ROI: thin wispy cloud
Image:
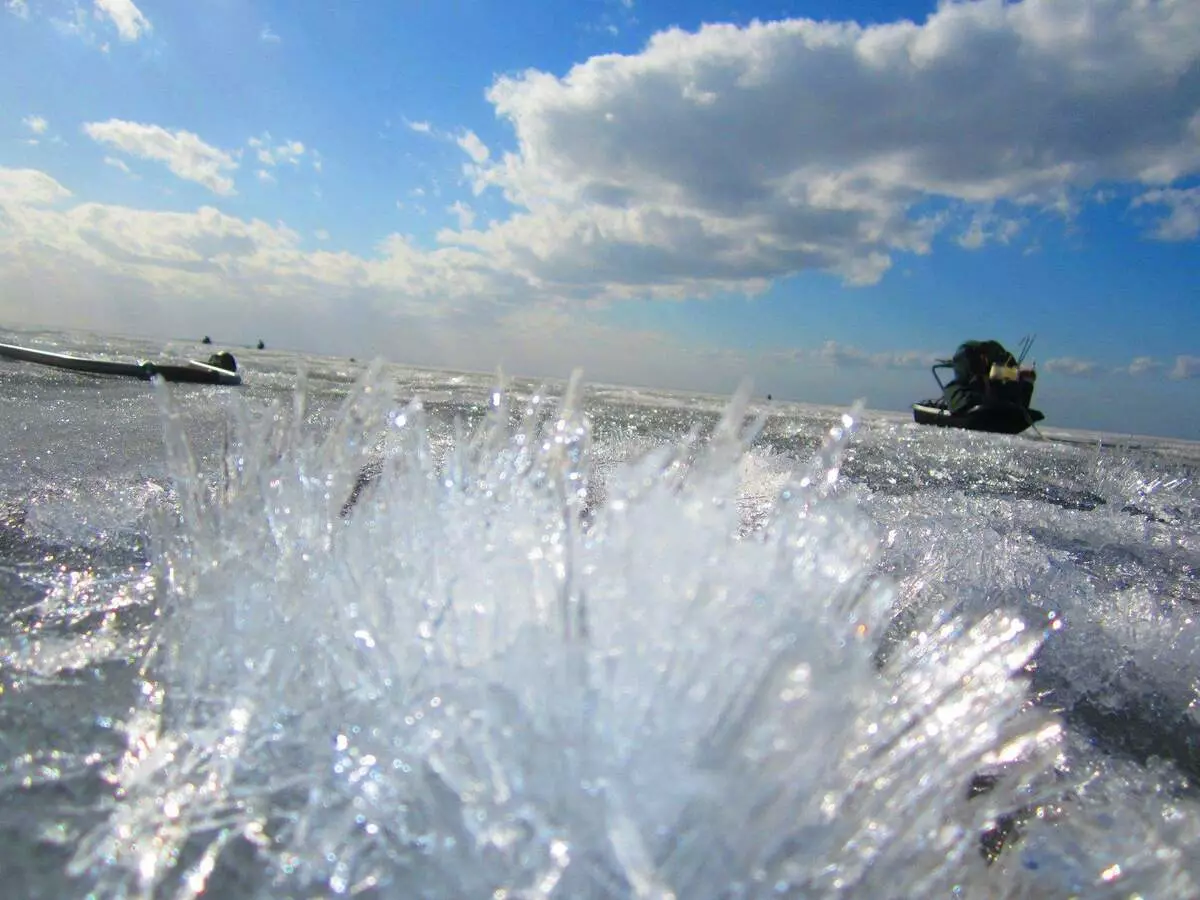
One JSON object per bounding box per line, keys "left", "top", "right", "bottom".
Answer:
{"left": 1043, "top": 358, "right": 1101, "bottom": 377}
{"left": 20, "top": 0, "right": 148, "bottom": 45}
{"left": 1134, "top": 188, "right": 1200, "bottom": 241}
{"left": 103, "top": 156, "right": 132, "bottom": 175}
{"left": 456, "top": 131, "right": 489, "bottom": 165}
{"left": 810, "top": 341, "right": 938, "bottom": 371}
{"left": 1126, "top": 356, "right": 1163, "bottom": 377}
{"left": 94, "top": 0, "right": 151, "bottom": 41}
{"left": 250, "top": 134, "right": 306, "bottom": 167}
{"left": 957, "top": 209, "right": 1023, "bottom": 250}
{"left": 83, "top": 119, "right": 238, "bottom": 195}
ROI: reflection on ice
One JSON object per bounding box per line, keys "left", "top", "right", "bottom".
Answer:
{"left": 53, "top": 369, "right": 1199, "bottom": 898}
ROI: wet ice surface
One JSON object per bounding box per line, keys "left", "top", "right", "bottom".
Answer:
{"left": 0, "top": 328, "right": 1198, "bottom": 898}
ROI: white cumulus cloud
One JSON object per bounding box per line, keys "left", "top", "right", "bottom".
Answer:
{"left": 84, "top": 120, "right": 238, "bottom": 195}
{"left": 23, "top": 115, "right": 48, "bottom": 135}
{"left": 453, "top": 0, "right": 1200, "bottom": 298}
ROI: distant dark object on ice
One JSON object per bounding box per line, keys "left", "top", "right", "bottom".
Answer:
{"left": 205, "top": 351, "right": 238, "bottom": 373}
{"left": 913, "top": 338, "right": 1043, "bottom": 435}
{"left": 257, "top": 339, "right": 266, "bottom": 350}
{"left": 201, "top": 335, "right": 212, "bottom": 345}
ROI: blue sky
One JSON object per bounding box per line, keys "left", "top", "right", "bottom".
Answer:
{"left": 1, "top": 0, "right": 1198, "bottom": 438}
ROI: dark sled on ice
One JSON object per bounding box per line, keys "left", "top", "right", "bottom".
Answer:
{"left": 911, "top": 398, "right": 1044, "bottom": 434}
{"left": 912, "top": 338, "right": 1043, "bottom": 436}
{"left": 0, "top": 341, "right": 242, "bottom": 386}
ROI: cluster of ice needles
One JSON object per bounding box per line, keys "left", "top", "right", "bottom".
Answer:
{"left": 71, "top": 368, "right": 1098, "bottom": 898}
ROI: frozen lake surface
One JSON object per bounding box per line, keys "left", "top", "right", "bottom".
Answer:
{"left": 1, "top": 327, "right": 1197, "bottom": 898}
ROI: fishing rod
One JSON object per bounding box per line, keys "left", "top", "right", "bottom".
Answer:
{"left": 1016, "top": 334, "right": 1037, "bottom": 365}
